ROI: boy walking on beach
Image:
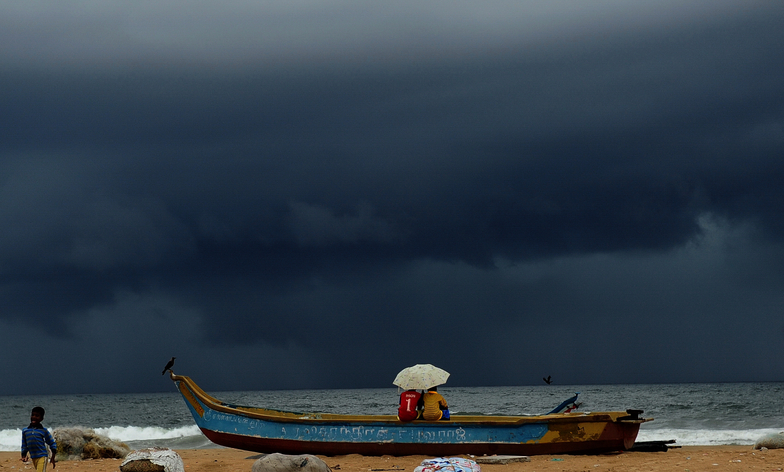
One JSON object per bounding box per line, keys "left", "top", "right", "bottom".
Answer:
{"left": 21, "top": 406, "right": 57, "bottom": 471}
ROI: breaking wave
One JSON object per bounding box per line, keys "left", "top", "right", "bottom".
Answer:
{"left": 0, "top": 425, "right": 202, "bottom": 452}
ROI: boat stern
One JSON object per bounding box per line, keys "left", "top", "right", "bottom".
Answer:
{"left": 535, "top": 409, "right": 652, "bottom": 453}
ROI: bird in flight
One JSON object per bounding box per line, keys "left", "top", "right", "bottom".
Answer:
{"left": 543, "top": 375, "right": 552, "bottom": 385}
{"left": 162, "top": 357, "right": 176, "bottom": 375}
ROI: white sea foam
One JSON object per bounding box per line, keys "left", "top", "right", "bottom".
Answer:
{"left": 4, "top": 424, "right": 780, "bottom": 451}
{"left": 637, "top": 428, "right": 784, "bottom": 446}
{"left": 94, "top": 425, "right": 200, "bottom": 442}
{"left": 0, "top": 428, "right": 23, "bottom": 452}
{"left": 0, "top": 425, "right": 201, "bottom": 452}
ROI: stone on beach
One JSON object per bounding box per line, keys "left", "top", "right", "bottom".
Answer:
{"left": 252, "top": 453, "right": 331, "bottom": 472}
{"left": 120, "top": 448, "right": 184, "bottom": 472}
{"left": 754, "top": 432, "right": 784, "bottom": 449}
{"left": 53, "top": 427, "right": 131, "bottom": 460}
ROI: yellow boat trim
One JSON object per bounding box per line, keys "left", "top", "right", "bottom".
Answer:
{"left": 178, "top": 381, "right": 204, "bottom": 417}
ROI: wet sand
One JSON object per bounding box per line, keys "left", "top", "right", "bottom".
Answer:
{"left": 2, "top": 446, "right": 782, "bottom": 472}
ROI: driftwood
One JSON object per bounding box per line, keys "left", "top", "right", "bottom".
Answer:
{"left": 629, "top": 440, "right": 679, "bottom": 452}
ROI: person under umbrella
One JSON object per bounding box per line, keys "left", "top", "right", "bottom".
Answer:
{"left": 393, "top": 364, "right": 450, "bottom": 421}
{"left": 421, "top": 386, "right": 449, "bottom": 421}
{"left": 397, "top": 389, "right": 422, "bottom": 422}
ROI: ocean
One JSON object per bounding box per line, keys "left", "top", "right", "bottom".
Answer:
{"left": 2, "top": 382, "right": 783, "bottom": 452}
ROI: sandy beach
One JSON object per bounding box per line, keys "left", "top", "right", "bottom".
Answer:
{"left": 2, "top": 446, "right": 782, "bottom": 472}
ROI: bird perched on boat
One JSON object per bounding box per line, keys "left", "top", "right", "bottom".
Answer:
{"left": 162, "top": 357, "right": 176, "bottom": 375}
{"left": 543, "top": 375, "right": 552, "bottom": 385}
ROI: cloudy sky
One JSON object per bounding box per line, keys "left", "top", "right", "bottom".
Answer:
{"left": 1, "top": 1, "right": 783, "bottom": 395}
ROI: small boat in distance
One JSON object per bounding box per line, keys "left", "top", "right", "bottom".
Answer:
{"left": 170, "top": 372, "right": 651, "bottom": 456}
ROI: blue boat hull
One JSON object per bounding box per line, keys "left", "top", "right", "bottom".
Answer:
{"left": 172, "top": 374, "right": 649, "bottom": 456}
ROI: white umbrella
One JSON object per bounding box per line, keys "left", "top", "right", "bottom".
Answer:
{"left": 393, "top": 364, "right": 450, "bottom": 390}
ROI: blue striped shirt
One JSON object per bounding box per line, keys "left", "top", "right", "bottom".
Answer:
{"left": 21, "top": 425, "right": 57, "bottom": 459}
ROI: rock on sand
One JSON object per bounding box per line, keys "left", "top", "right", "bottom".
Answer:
{"left": 252, "top": 453, "right": 331, "bottom": 472}
{"left": 120, "top": 448, "right": 184, "bottom": 472}
{"left": 754, "top": 432, "right": 784, "bottom": 449}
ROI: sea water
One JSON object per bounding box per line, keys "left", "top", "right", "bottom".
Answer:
{"left": 1, "top": 382, "right": 783, "bottom": 451}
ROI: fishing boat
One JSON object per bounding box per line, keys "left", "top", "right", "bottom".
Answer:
{"left": 170, "top": 372, "right": 651, "bottom": 456}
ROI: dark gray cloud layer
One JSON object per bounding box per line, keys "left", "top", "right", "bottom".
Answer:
{"left": 1, "top": 1, "right": 783, "bottom": 394}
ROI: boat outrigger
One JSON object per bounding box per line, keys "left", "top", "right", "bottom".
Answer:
{"left": 170, "top": 372, "right": 651, "bottom": 456}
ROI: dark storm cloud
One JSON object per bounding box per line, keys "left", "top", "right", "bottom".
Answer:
{"left": 1, "top": 1, "right": 784, "bottom": 394}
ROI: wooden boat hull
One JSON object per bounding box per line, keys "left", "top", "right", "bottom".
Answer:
{"left": 172, "top": 374, "right": 650, "bottom": 456}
